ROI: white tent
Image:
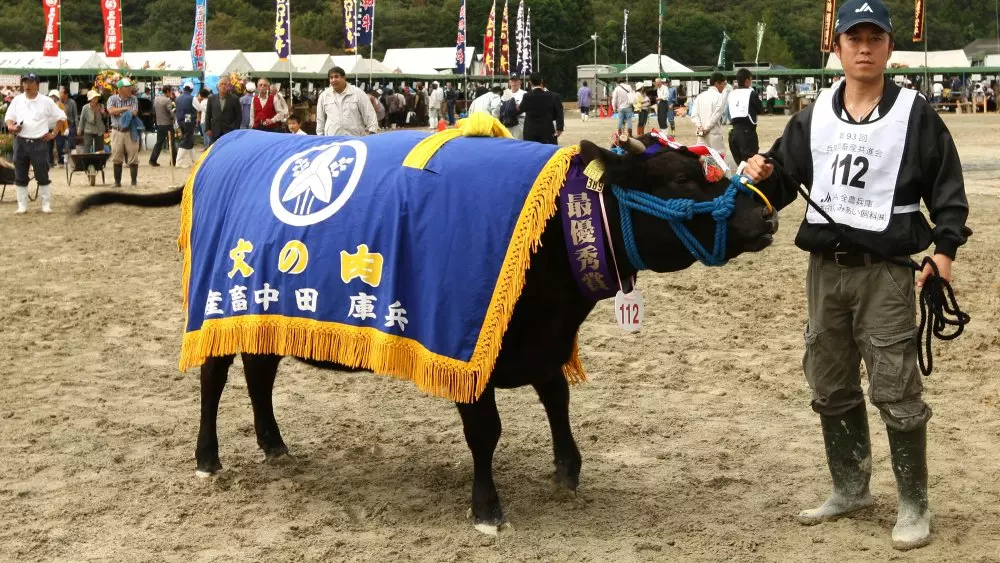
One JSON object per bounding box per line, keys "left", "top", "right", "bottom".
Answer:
{"left": 620, "top": 54, "right": 693, "bottom": 75}
{"left": 350, "top": 58, "right": 394, "bottom": 75}
{"left": 382, "top": 47, "right": 476, "bottom": 75}
{"left": 244, "top": 52, "right": 279, "bottom": 73}
{"left": 825, "top": 50, "right": 970, "bottom": 70}
{"left": 268, "top": 54, "right": 336, "bottom": 75}
{"left": 985, "top": 54, "right": 1000, "bottom": 67}
{"left": 332, "top": 54, "right": 363, "bottom": 74}
{"left": 0, "top": 51, "right": 107, "bottom": 70}
{"left": 102, "top": 50, "right": 253, "bottom": 75}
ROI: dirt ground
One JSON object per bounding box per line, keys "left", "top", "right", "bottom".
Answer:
{"left": 2, "top": 111, "right": 999, "bottom": 562}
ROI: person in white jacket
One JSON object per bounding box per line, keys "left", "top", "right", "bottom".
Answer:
{"left": 428, "top": 81, "right": 444, "bottom": 128}
{"left": 468, "top": 85, "right": 503, "bottom": 118}
{"left": 690, "top": 72, "right": 729, "bottom": 157}
{"left": 315, "top": 67, "right": 379, "bottom": 137}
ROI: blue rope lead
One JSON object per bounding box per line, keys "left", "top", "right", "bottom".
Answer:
{"left": 612, "top": 175, "right": 750, "bottom": 269}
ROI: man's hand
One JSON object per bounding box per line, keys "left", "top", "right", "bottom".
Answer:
{"left": 41, "top": 132, "right": 56, "bottom": 142}
{"left": 917, "top": 253, "right": 953, "bottom": 287}
{"left": 554, "top": 130, "right": 562, "bottom": 137}
{"left": 743, "top": 154, "right": 774, "bottom": 184}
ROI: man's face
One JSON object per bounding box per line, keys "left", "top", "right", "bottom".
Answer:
{"left": 509, "top": 79, "right": 520, "bottom": 91}
{"left": 714, "top": 81, "right": 726, "bottom": 92}
{"left": 257, "top": 80, "right": 269, "bottom": 94}
{"left": 330, "top": 72, "right": 346, "bottom": 91}
{"left": 288, "top": 120, "right": 300, "bottom": 133}
{"left": 119, "top": 86, "right": 132, "bottom": 98}
{"left": 60, "top": 88, "right": 68, "bottom": 101}
{"left": 655, "top": 79, "right": 662, "bottom": 88}
{"left": 218, "top": 81, "right": 229, "bottom": 96}
{"left": 834, "top": 24, "right": 893, "bottom": 83}
{"left": 22, "top": 80, "right": 39, "bottom": 95}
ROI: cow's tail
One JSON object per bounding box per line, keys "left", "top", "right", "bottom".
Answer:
{"left": 74, "top": 187, "right": 184, "bottom": 215}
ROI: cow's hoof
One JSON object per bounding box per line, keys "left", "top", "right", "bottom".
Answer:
{"left": 467, "top": 508, "right": 513, "bottom": 536}
{"left": 263, "top": 444, "right": 290, "bottom": 462}
{"left": 195, "top": 459, "right": 223, "bottom": 479}
{"left": 552, "top": 460, "right": 581, "bottom": 492}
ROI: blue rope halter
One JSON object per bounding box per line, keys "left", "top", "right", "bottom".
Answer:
{"left": 611, "top": 174, "right": 754, "bottom": 269}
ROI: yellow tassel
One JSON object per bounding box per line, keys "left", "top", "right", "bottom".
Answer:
{"left": 403, "top": 114, "right": 512, "bottom": 170}
{"left": 178, "top": 144, "right": 217, "bottom": 315}
{"left": 179, "top": 144, "right": 585, "bottom": 403}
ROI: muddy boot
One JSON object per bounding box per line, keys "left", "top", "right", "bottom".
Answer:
{"left": 797, "top": 404, "right": 873, "bottom": 524}
{"left": 113, "top": 164, "right": 123, "bottom": 188}
{"left": 14, "top": 185, "right": 29, "bottom": 214}
{"left": 888, "top": 425, "right": 931, "bottom": 550}
{"left": 130, "top": 164, "right": 139, "bottom": 187}
{"left": 39, "top": 183, "right": 52, "bottom": 213}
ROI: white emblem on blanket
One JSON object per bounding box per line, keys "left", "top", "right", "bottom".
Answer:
{"left": 269, "top": 140, "right": 368, "bottom": 226}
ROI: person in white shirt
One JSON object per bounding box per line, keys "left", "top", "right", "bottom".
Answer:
{"left": 469, "top": 85, "right": 503, "bottom": 118}
{"left": 428, "top": 81, "right": 444, "bottom": 128}
{"left": 501, "top": 75, "right": 527, "bottom": 139}
{"left": 765, "top": 82, "right": 779, "bottom": 115}
{"left": 690, "top": 72, "right": 729, "bottom": 157}
{"left": 931, "top": 82, "right": 944, "bottom": 104}
{"left": 610, "top": 77, "right": 634, "bottom": 136}
{"left": 286, "top": 114, "right": 308, "bottom": 135}
{"left": 249, "top": 77, "right": 290, "bottom": 132}
{"left": 3, "top": 73, "right": 67, "bottom": 214}
{"left": 315, "top": 66, "right": 379, "bottom": 137}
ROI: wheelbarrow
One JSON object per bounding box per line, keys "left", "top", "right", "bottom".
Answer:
{"left": 0, "top": 161, "right": 37, "bottom": 202}
{"left": 66, "top": 151, "right": 112, "bottom": 186}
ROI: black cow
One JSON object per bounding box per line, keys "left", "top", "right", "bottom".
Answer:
{"left": 76, "top": 137, "right": 777, "bottom": 534}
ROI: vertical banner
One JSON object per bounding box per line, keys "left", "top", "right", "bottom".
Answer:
{"left": 274, "top": 0, "right": 291, "bottom": 60}
{"left": 483, "top": 1, "right": 496, "bottom": 76}
{"left": 191, "top": 0, "right": 208, "bottom": 72}
{"left": 499, "top": 0, "right": 510, "bottom": 75}
{"left": 657, "top": 0, "right": 664, "bottom": 76}
{"left": 755, "top": 22, "right": 766, "bottom": 64}
{"left": 455, "top": 0, "right": 467, "bottom": 74}
{"left": 522, "top": 8, "right": 532, "bottom": 75}
{"left": 343, "top": 0, "right": 357, "bottom": 53}
{"left": 358, "top": 0, "right": 375, "bottom": 47}
{"left": 716, "top": 30, "right": 729, "bottom": 69}
{"left": 912, "top": 0, "right": 925, "bottom": 42}
{"left": 621, "top": 9, "right": 628, "bottom": 55}
{"left": 820, "top": 0, "right": 836, "bottom": 53}
{"left": 42, "top": 0, "right": 60, "bottom": 57}
{"left": 102, "top": 0, "right": 123, "bottom": 58}
{"left": 515, "top": 0, "right": 525, "bottom": 75}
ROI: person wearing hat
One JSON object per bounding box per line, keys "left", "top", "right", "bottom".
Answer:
{"left": 47, "top": 91, "right": 68, "bottom": 167}
{"left": 78, "top": 90, "right": 107, "bottom": 153}
{"left": 175, "top": 82, "right": 197, "bottom": 167}
{"left": 3, "top": 73, "right": 67, "bottom": 214}
{"left": 743, "top": 0, "right": 970, "bottom": 550}
{"left": 428, "top": 81, "right": 443, "bottom": 129}
{"left": 106, "top": 78, "right": 141, "bottom": 187}
{"left": 240, "top": 81, "right": 256, "bottom": 130}
{"left": 501, "top": 75, "right": 527, "bottom": 139}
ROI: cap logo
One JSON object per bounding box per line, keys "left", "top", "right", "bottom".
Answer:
{"left": 855, "top": 2, "right": 875, "bottom": 12}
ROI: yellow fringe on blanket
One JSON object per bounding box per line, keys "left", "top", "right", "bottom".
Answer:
{"left": 177, "top": 144, "right": 217, "bottom": 310}
{"left": 402, "top": 113, "right": 512, "bottom": 170}
{"left": 178, "top": 142, "right": 584, "bottom": 403}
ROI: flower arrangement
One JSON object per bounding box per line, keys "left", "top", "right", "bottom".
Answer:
{"left": 0, "top": 133, "right": 14, "bottom": 159}
{"left": 93, "top": 69, "right": 134, "bottom": 94}
{"left": 227, "top": 72, "right": 251, "bottom": 95}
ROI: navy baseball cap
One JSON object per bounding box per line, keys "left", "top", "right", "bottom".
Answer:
{"left": 835, "top": 0, "right": 893, "bottom": 34}
{"left": 20, "top": 72, "right": 39, "bottom": 83}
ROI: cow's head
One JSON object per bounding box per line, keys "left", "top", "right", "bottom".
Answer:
{"left": 578, "top": 136, "right": 777, "bottom": 274}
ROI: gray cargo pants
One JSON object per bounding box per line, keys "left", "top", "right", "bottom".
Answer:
{"left": 803, "top": 253, "right": 931, "bottom": 432}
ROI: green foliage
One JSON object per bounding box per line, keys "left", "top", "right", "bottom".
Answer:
{"left": 0, "top": 0, "right": 995, "bottom": 94}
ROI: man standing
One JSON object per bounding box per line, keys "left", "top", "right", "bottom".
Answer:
{"left": 428, "top": 81, "right": 443, "bottom": 128}
{"left": 250, "top": 77, "right": 289, "bottom": 132}
{"left": 240, "top": 81, "right": 256, "bottom": 129}
{"left": 656, "top": 77, "right": 677, "bottom": 133}
{"left": 414, "top": 82, "right": 429, "bottom": 127}
{"left": 205, "top": 79, "right": 242, "bottom": 145}
{"left": 765, "top": 80, "right": 779, "bottom": 114}
{"left": 315, "top": 66, "right": 379, "bottom": 137}
{"left": 106, "top": 78, "right": 141, "bottom": 188}
{"left": 78, "top": 90, "right": 106, "bottom": 153}
{"left": 501, "top": 74, "right": 527, "bottom": 139}
{"left": 149, "top": 85, "right": 176, "bottom": 167}
{"left": 611, "top": 77, "right": 634, "bottom": 137}
{"left": 443, "top": 83, "right": 458, "bottom": 125}
{"left": 577, "top": 81, "right": 592, "bottom": 122}
{"left": 469, "top": 85, "right": 503, "bottom": 118}
{"left": 175, "top": 82, "right": 197, "bottom": 167}
{"left": 726, "top": 68, "right": 764, "bottom": 165}
{"left": 519, "top": 74, "right": 563, "bottom": 144}
{"left": 691, "top": 73, "right": 728, "bottom": 156}
{"left": 744, "top": 0, "right": 969, "bottom": 550}
{"left": 59, "top": 85, "right": 78, "bottom": 160}
{"left": 3, "top": 73, "right": 66, "bottom": 214}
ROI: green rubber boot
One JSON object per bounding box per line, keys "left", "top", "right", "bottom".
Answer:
{"left": 888, "top": 425, "right": 931, "bottom": 550}
{"left": 797, "top": 404, "right": 873, "bottom": 524}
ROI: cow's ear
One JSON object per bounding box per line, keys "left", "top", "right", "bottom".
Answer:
{"left": 578, "top": 140, "right": 629, "bottom": 185}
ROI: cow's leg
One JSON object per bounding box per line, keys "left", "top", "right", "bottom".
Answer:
{"left": 456, "top": 384, "right": 508, "bottom": 535}
{"left": 241, "top": 353, "right": 288, "bottom": 461}
{"left": 533, "top": 371, "right": 582, "bottom": 491}
{"left": 195, "top": 354, "right": 235, "bottom": 478}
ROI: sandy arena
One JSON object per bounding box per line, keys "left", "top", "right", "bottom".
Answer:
{"left": 2, "top": 112, "right": 999, "bottom": 562}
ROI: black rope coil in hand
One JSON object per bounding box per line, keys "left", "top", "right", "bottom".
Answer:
{"left": 914, "top": 255, "right": 970, "bottom": 376}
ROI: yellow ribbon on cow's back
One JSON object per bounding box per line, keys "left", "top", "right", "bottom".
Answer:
{"left": 403, "top": 113, "right": 513, "bottom": 171}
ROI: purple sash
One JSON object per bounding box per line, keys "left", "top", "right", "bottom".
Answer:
{"left": 560, "top": 157, "right": 618, "bottom": 300}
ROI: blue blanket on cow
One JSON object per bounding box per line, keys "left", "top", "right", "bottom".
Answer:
{"left": 179, "top": 128, "right": 584, "bottom": 402}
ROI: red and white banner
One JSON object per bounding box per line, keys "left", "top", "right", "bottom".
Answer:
{"left": 103, "top": 0, "right": 123, "bottom": 58}
{"left": 483, "top": 1, "right": 496, "bottom": 76}
{"left": 42, "top": 0, "right": 60, "bottom": 57}
{"left": 820, "top": 0, "right": 836, "bottom": 53}
{"left": 912, "top": 0, "right": 926, "bottom": 42}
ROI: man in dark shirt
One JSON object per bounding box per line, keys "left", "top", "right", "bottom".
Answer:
{"left": 149, "top": 85, "right": 176, "bottom": 167}
{"left": 519, "top": 74, "right": 564, "bottom": 145}
{"left": 726, "top": 68, "right": 765, "bottom": 164}
{"left": 175, "top": 83, "right": 197, "bottom": 167}
{"left": 205, "top": 79, "right": 243, "bottom": 145}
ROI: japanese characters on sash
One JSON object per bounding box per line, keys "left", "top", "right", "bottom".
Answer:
{"left": 102, "top": 0, "right": 123, "bottom": 58}
{"left": 807, "top": 85, "right": 919, "bottom": 232}
{"left": 42, "top": 0, "right": 60, "bottom": 57}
